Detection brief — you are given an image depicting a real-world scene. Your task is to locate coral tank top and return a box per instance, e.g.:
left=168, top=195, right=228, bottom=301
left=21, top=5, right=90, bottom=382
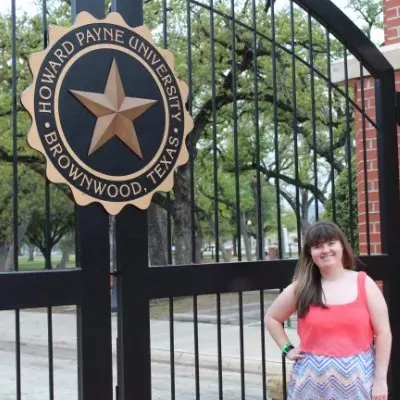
left=297, top=271, right=374, bottom=357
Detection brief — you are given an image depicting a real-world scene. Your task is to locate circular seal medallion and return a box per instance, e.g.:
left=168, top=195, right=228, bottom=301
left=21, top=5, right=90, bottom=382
left=22, top=12, right=193, bottom=214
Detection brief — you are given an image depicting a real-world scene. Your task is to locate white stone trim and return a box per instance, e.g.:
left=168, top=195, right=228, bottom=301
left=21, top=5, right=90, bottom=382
left=331, top=42, right=400, bottom=83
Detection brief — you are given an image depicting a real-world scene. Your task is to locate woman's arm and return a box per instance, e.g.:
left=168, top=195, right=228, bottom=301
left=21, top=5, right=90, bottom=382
left=265, top=283, right=297, bottom=350
left=365, top=276, right=391, bottom=396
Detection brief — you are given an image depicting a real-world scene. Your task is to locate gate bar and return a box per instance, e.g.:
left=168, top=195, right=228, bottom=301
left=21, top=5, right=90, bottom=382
left=375, top=74, right=400, bottom=399
left=75, top=205, right=113, bottom=400
left=110, top=0, right=152, bottom=391
left=71, top=2, right=114, bottom=400
left=147, top=256, right=389, bottom=299
left=10, top=0, right=21, bottom=397
left=115, top=207, right=151, bottom=400
left=0, top=270, right=83, bottom=309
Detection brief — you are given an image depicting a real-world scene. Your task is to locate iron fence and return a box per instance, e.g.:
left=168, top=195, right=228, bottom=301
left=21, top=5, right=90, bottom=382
left=0, top=0, right=399, bottom=399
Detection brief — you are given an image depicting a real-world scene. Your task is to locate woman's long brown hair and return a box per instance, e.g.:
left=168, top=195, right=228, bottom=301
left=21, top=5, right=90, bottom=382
left=293, top=221, right=356, bottom=318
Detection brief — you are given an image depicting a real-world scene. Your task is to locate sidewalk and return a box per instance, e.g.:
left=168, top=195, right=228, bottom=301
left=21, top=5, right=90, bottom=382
left=0, top=310, right=299, bottom=376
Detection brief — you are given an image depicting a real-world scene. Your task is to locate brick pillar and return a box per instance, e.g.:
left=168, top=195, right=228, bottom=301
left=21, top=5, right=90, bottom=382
left=354, top=0, right=400, bottom=255
left=354, top=77, right=381, bottom=255
left=384, top=0, right=400, bottom=45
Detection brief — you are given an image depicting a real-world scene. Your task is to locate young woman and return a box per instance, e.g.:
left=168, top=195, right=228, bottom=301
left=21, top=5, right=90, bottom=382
left=265, top=221, right=391, bottom=400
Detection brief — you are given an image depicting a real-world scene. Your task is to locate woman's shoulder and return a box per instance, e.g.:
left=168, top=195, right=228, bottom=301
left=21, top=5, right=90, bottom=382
left=348, top=269, right=372, bottom=282
left=350, top=270, right=379, bottom=296
left=344, top=269, right=362, bottom=282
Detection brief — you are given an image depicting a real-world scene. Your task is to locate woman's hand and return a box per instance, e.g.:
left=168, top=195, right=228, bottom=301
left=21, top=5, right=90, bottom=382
left=286, top=347, right=304, bottom=361
left=371, top=378, right=388, bottom=400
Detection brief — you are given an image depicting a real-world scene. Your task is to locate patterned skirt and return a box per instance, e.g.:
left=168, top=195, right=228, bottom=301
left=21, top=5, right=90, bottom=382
left=288, top=348, right=375, bottom=400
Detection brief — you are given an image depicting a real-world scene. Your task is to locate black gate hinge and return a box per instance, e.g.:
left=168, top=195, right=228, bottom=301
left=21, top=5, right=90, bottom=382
left=396, top=92, right=400, bottom=126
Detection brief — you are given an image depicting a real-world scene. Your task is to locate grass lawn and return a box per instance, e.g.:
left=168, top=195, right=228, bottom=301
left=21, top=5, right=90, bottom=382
left=17, top=255, right=76, bottom=271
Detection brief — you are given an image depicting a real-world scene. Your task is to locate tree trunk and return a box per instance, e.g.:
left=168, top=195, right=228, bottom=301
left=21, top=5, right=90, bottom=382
left=220, top=243, right=230, bottom=262
left=240, top=213, right=253, bottom=261
left=232, top=234, right=237, bottom=257
left=56, top=249, right=70, bottom=269
left=301, top=190, right=311, bottom=234
left=173, top=200, right=193, bottom=264
left=39, top=247, right=53, bottom=269
left=57, top=232, right=75, bottom=270
left=28, top=245, right=35, bottom=262
left=0, top=243, right=9, bottom=272
left=251, top=179, right=265, bottom=259
left=148, top=203, right=168, bottom=266
left=6, top=219, right=31, bottom=271
left=173, top=165, right=200, bottom=265
left=195, top=226, right=203, bottom=263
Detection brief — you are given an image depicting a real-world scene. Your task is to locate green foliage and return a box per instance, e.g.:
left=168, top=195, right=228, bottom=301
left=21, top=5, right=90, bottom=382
left=324, top=158, right=359, bottom=251
left=172, top=3, right=349, bottom=241
left=0, top=5, right=70, bottom=164
left=25, top=187, right=74, bottom=262
left=281, top=210, right=297, bottom=232
left=0, top=0, right=381, bottom=259
left=0, top=6, right=74, bottom=262
left=0, top=163, right=74, bottom=251
left=0, top=161, right=74, bottom=251
left=346, top=0, right=383, bottom=43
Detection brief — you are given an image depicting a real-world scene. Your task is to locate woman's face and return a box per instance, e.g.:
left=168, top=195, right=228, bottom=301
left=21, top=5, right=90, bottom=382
left=310, top=239, right=344, bottom=271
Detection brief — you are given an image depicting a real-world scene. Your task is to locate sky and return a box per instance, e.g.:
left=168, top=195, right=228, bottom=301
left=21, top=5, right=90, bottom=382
left=0, top=0, right=384, bottom=43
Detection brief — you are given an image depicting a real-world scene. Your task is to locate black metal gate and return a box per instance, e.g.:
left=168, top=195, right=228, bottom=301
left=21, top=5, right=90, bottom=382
left=2, top=0, right=400, bottom=399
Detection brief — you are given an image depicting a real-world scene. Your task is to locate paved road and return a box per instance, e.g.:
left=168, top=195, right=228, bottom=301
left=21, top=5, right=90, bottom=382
left=174, top=302, right=297, bottom=329
left=0, top=342, right=79, bottom=400
left=0, top=341, right=269, bottom=400
left=152, top=363, right=268, bottom=400
left=0, top=310, right=298, bottom=399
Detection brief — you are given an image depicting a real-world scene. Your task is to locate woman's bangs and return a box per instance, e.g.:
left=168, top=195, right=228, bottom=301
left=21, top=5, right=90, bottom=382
left=306, top=224, right=341, bottom=248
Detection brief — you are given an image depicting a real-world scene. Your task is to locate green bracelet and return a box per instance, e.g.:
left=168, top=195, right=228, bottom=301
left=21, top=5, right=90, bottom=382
left=281, top=343, right=294, bottom=357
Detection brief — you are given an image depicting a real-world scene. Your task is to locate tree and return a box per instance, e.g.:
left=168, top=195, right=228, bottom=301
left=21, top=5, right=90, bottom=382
left=346, top=0, right=383, bottom=43
left=159, top=2, right=354, bottom=262
left=0, top=7, right=75, bottom=271
left=25, top=188, right=74, bottom=269
left=324, top=158, right=359, bottom=251
left=0, top=0, right=379, bottom=266
left=55, top=231, right=75, bottom=269
left=0, top=163, right=74, bottom=270
left=0, top=2, right=348, bottom=264
left=0, top=164, right=36, bottom=270
left=281, top=210, right=297, bottom=233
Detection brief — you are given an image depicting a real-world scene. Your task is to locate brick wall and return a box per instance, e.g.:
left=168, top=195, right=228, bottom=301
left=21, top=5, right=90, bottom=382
left=354, top=0, right=400, bottom=255
left=354, top=77, right=381, bottom=255
left=384, top=0, right=400, bottom=44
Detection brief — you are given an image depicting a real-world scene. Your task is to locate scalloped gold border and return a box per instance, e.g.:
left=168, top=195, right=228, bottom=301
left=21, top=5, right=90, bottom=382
left=21, top=11, right=193, bottom=215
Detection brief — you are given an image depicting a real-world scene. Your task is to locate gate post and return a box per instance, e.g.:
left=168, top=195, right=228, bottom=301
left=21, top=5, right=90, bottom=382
left=377, top=4, right=400, bottom=396
left=71, top=0, right=114, bottom=398
left=115, top=208, right=150, bottom=400
left=375, top=75, right=400, bottom=399
left=75, top=206, right=113, bottom=400
left=109, top=3, right=150, bottom=399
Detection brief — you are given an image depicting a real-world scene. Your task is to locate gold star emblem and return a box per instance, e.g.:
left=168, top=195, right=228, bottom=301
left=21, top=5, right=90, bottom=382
left=70, top=58, right=157, bottom=157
